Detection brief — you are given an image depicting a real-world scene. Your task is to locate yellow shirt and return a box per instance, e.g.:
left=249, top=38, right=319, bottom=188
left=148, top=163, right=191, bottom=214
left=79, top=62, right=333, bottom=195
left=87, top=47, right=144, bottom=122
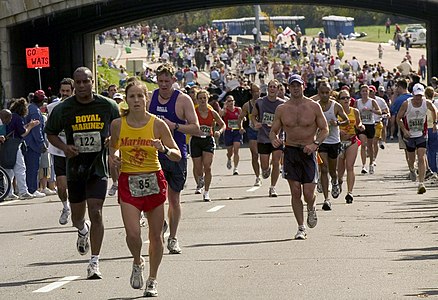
left=339, top=108, right=357, bottom=136
left=118, top=115, right=161, bottom=173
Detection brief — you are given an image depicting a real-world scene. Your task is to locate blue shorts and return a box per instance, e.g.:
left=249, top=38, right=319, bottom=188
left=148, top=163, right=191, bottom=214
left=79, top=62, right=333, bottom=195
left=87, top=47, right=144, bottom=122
left=159, top=157, right=187, bottom=193
left=224, top=130, right=243, bottom=147
left=283, top=146, right=318, bottom=184
left=246, top=127, right=258, bottom=141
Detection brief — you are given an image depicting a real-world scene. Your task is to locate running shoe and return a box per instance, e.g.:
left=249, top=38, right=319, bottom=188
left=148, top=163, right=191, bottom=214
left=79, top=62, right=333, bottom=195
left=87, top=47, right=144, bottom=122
left=294, top=228, right=307, bottom=240
left=108, top=184, right=118, bottom=196
left=144, top=278, right=158, bottom=297
left=361, top=167, right=368, bottom=174
left=262, top=167, right=271, bottom=179
left=307, top=209, right=317, bottom=228
left=417, top=183, right=426, bottom=194
left=226, top=159, right=232, bottom=170
left=198, top=176, right=205, bottom=188
left=87, top=260, right=102, bottom=279
left=167, top=237, right=182, bottom=254
left=331, top=183, right=340, bottom=199
left=345, top=193, right=354, bottom=204
left=379, top=141, right=385, bottom=149
left=42, top=188, right=57, bottom=196
left=409, top=169, right=417, bottom=182
left=369, top=165, right=375, bottom=175
left=77, top=220, right=91, bottom=255
left=317, top=179, right=323, bottom=193
left=33, top=190, right=46, bottom=198
left=59, top=208, right=70, bottom=225
left=130, top=257, right=145, bottom=289
left=203, top=192, right=211, bottom=202
left=233, top=168, right=239, bottom=175
left=140, top=212, right=147, bottom=227
left=269, top=187, right=278, bottom=197
left=19, top=192, right=34, bottom=200
left=254, top=177, right=261, bottom=186
left=322, top=200, right=332, bottom=211
left=194, top=186, right=203, bottom=194
left=5, top=194, right=19, bottom=200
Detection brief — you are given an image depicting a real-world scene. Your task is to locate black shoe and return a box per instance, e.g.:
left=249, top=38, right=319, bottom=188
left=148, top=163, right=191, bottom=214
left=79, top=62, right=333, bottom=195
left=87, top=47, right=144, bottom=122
left=322, top=200, right=332, bottom=211
left=345, top=193, right=353, bottom=204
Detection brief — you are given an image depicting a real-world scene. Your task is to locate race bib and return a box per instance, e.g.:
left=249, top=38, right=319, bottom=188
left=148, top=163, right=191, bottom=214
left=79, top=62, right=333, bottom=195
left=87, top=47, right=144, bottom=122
left=227, top=119, right=239, bottom=130
left=73, top=131, right=101, bottom=153
left=200, top=125, right=211, bottom=137
left=409, top=118, right=424, bottom=132
left=262, top=112, right=275, bottom=127
left=361, top=111, right=372, bottom=122
left=128, top=173, right=160, bottom=197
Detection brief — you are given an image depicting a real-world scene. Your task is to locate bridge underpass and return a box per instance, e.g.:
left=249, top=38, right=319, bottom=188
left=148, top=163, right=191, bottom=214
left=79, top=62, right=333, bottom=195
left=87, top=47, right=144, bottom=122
left=1, top=0, right=438, bottom=100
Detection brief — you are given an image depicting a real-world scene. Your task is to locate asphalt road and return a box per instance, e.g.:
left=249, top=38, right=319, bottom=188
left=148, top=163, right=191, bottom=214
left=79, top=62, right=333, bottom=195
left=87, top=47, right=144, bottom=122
left=1, top=143, right=437, bottom=299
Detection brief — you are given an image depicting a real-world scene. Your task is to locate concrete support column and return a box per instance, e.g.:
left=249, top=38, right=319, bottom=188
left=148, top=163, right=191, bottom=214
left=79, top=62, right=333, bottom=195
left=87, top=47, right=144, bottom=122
left=83, top=33, right=97, bottom=90
left=427, top=19, right=438, bottom=81
left=0, top=26, right=10, bottom=105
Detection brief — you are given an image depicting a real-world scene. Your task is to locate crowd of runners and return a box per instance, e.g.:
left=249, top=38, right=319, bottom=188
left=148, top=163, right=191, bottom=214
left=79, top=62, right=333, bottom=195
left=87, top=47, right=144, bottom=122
left=1, top=23, right=437, bottom=297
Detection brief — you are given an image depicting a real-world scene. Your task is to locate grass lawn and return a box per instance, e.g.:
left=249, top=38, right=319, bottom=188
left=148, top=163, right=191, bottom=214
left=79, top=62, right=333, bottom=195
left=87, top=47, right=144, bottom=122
left=97, top=66, right=157, bottom=93
left=305, top=24, right=423, bottom=43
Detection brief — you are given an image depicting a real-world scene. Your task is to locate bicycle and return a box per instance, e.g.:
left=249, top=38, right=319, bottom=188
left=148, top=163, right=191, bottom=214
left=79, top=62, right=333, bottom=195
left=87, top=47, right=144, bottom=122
left=0, top=165, right=11, bottom=202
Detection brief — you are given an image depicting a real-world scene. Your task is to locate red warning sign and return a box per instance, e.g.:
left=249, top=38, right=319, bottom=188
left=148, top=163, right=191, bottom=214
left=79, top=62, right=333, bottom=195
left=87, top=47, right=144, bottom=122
left=26, top=47, right=50, bottom=68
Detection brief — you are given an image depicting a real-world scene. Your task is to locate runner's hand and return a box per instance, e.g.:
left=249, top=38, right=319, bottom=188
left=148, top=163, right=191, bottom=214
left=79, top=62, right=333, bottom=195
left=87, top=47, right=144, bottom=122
left=62, top=144, right=79, bottom=158
left=151, top=139, right=165, bottom=152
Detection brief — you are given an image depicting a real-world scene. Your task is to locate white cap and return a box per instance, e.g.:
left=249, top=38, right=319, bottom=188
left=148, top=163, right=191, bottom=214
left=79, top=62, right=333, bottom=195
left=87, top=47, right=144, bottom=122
left=412, top=83, right=425, bottom=96
left=113, top=93, right=124, bottom=100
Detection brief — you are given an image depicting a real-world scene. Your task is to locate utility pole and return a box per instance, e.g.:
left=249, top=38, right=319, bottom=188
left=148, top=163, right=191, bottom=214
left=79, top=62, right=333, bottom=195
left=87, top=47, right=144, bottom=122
left=254, top=5, right=261, bottom=44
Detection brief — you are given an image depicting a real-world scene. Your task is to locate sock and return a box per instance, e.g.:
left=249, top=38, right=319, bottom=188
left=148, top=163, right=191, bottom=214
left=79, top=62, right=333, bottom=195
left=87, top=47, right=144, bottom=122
left=62, top=201, right=70, bottom=210
left=298, top=225, right=306, bottom=231
left=79, top=221, right=89, bottom=235
left=90, top=255, right=99, bottom=264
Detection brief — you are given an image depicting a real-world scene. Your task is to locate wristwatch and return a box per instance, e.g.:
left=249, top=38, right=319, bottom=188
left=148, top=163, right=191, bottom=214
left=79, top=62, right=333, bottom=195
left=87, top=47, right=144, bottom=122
left=313, top=140, right=321, bottom=146
left=174, top=123, right=180, bottom=131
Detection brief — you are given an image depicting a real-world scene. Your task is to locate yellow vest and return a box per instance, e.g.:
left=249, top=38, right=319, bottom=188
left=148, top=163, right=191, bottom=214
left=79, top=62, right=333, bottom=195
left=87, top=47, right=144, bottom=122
left=118, top=115, right=161, bottom=173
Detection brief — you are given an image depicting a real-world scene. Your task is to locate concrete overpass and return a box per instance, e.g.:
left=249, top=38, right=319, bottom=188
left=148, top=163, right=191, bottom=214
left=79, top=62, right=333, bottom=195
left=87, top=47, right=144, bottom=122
left=1, top=0, right=438, bottom=102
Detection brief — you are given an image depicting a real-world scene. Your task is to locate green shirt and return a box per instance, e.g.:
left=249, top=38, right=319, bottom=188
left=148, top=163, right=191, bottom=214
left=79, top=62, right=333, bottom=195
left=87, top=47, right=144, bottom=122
left=45, top=94, right=119, bottom=180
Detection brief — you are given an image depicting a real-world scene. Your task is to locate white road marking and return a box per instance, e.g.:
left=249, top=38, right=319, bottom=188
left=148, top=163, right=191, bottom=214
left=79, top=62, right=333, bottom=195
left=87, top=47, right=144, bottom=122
left=207, top=205, right=225, bottom=212
left=144, top=232, right=170, bottom=244
left=0, top=200, right=20, bottom=206
left=33, top=276, right=80, bottom=293
left=246, top=186, right=260, bottom=192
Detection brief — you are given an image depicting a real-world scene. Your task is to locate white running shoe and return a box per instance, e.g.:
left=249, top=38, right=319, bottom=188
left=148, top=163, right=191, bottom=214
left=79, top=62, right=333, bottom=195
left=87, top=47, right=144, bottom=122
left=203, top=192, right=211, bottom=202
left=130, top=257, right=145, bottom=289
left=254, top=177, right=261, bottom=186
left=269, top=187, right=278, bottom=197
left=108, top=184, right=118, bottom=196
left=59, top=208, right=71, bottom=225
left=233, top=168, right=239, bottom=175
left=417, top=183, right=426, bottom=194
left=144, top=278, right=158, bottom=297
left=167, top=237, right=182, bottom=254
left=369, top=165, right=375, bottom=175
left=32, top=191, right=46, bottom=198
left=42, top=188, right=57, bottom=196
left=87, top=260, right=102, bottom=279
left=294, top=228, right=307, bottom=240
left=77, top=220, right=91, bottom=255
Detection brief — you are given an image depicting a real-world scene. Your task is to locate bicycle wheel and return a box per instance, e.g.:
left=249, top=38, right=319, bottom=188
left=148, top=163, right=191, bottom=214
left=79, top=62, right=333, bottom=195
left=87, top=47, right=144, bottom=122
left=0, top=167, right=11, bottom=201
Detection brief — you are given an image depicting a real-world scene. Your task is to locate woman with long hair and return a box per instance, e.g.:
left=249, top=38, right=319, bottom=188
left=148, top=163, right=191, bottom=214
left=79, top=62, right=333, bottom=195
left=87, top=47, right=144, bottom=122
left=336, top=90, right=364, bottom=204
left=109, top=79, right=181, bottom=297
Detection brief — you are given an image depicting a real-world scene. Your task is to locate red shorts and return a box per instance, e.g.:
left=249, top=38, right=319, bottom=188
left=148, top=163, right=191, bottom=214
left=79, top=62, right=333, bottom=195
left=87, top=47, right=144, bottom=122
left=118, top=170, right=167, bottom=212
